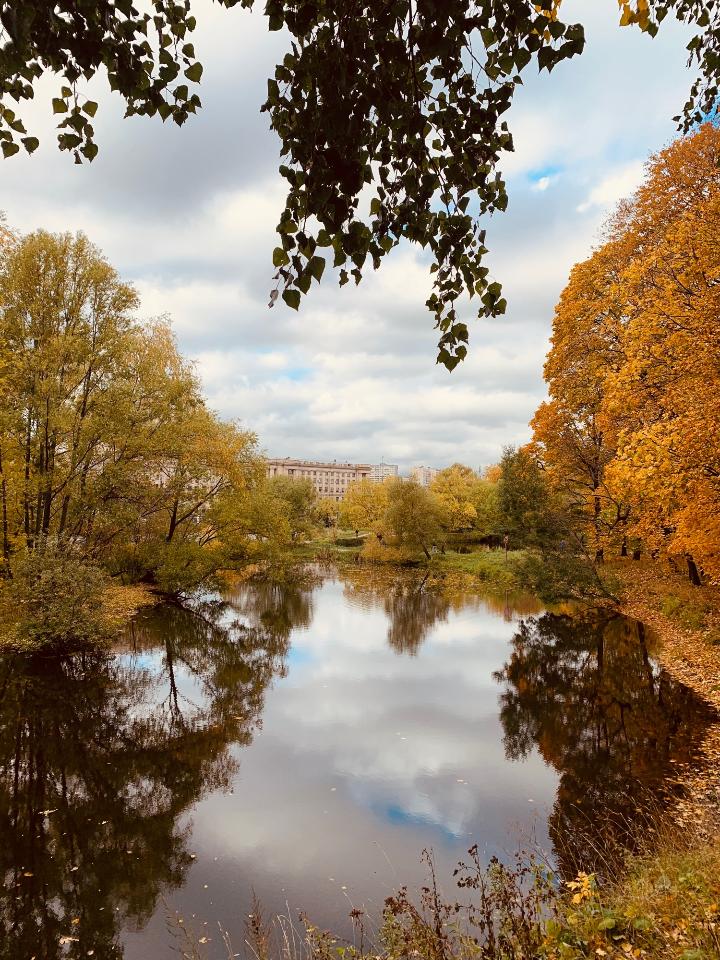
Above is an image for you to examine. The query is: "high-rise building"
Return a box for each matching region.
[369,462,399,483]
[409,464,439,487]
[265,458,372,501]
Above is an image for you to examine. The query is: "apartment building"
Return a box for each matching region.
[266,458,372,501]
[369,462,399,483]
[409,464,439,487]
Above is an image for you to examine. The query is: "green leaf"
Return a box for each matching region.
[272,246,290,267]
[309,255,325,282]
[21,136,40,154]
[2,141,20,158]
[184,62,203,83]
[52,98,68,114]
[282,288,300,310]
[82,100,98,117]
[597,918,616,931]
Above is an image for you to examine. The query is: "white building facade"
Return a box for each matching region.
[369,462,399,483]
[266,458,372,501]
[409,465,439,487]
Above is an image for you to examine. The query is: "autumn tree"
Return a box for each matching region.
[430,463,479,532]
[531,240,632,562]
[535,123,720,584]
[0,227,272,600]
[314,496,340,529]
[604,125,720,583]
[3,2,720,364]
[338,477,389,533]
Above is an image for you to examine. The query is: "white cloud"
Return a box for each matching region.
[0,0,697,469]
[576,160,646,213]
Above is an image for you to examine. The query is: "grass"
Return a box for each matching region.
[173,832,720,960]
[287,535,526,590]
[430,547,525,589]
[546,842,720,959]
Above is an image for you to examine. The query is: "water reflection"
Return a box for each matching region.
[0,573,716,959]
[340,568,451,654]
[223,570,318,641]
[338,567,543,654]
[496,612,718,877]
[0,601,288,960]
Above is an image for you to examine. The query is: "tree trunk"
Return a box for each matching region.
[620,537,627,557]
[58,493,71,537]
[0,445,9,566]
[687,556,702,586]
[23,414,33,546]
[595,547,604,564]
[632,547,641,560]
[166,499,179,543]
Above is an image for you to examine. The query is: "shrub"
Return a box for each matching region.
[0,545,116,651]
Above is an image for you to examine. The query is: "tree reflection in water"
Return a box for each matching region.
[0,596,290,960]
[340,566,547,654]
[223,570,318,642]
[495,612,718,878]
[340,567,451,654]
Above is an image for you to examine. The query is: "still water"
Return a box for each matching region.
[0,566,716,959]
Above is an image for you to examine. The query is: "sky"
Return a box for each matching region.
[1,1,695,471]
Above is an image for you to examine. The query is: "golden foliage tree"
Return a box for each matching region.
[535,123,720,583]
[0,228,266,595]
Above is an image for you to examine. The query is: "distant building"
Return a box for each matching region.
[265,458,372,501]
[369,462,399,483]
[409,465,439,487]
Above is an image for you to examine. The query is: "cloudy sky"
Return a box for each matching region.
[2,1,694,471]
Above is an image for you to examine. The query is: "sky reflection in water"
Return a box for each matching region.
[0,567,714,960]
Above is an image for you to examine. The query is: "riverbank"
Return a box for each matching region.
[0,578,157,652]
[614,559,720,710]
[611,558,720,852]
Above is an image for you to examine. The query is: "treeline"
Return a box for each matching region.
[332,461,534,561]
[531,124,720,585]
[0,226,332,620]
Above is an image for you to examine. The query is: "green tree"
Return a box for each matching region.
[497,446,553,546]
[2,3,719,365]
[383,479,443,560]
[264,474,318,542]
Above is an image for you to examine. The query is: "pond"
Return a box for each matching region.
[0,565,716,959]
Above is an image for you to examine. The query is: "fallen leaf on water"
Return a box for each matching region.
[59,937,79,944]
